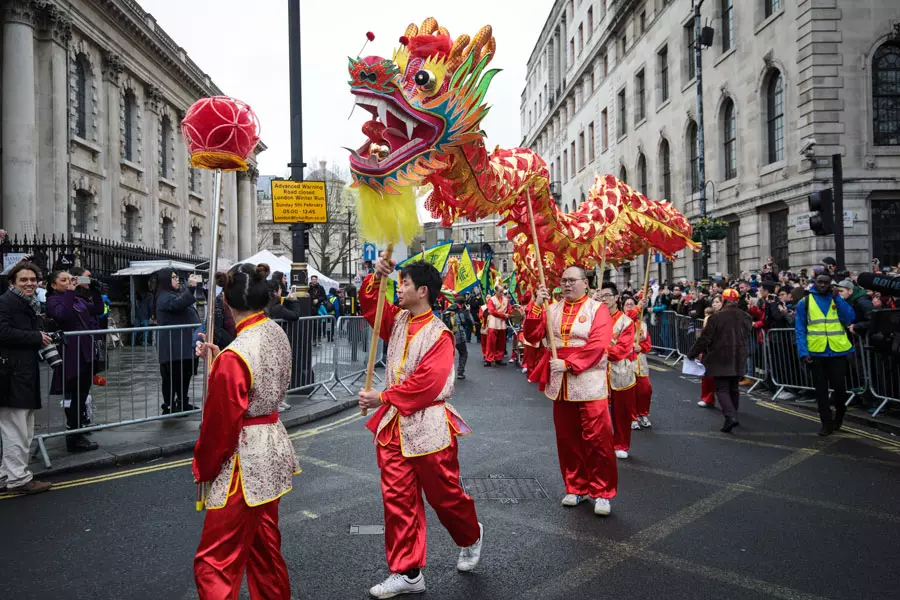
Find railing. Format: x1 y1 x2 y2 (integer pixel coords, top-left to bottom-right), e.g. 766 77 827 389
646 310 676 359
331 316 383 394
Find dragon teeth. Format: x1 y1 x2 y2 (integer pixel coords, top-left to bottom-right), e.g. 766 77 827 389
377 100 388 126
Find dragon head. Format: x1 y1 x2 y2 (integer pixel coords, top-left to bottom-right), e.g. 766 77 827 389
348 18 499 195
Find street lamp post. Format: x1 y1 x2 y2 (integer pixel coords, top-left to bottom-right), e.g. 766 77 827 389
287 0 311 311
694 0 713 281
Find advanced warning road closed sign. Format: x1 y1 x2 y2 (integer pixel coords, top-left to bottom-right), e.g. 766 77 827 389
271 180 327 223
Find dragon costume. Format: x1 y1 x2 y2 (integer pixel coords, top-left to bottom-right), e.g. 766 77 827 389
348 17 697 291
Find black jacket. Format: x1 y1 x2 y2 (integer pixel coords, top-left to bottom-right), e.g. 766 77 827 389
267 299 304 322
308 283 327 310
687 306 752 377
0 291 45 409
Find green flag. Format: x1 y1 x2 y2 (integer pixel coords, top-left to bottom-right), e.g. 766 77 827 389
455 247 478 294
504 271 518 304
396 241 453 274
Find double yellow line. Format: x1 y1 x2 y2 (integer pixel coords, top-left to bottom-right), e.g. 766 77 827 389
0 412 365 500
758 401 900 450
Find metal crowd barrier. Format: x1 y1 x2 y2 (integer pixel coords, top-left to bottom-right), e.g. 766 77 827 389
744 334 767 392
861 344 900 417
275 315 338 400
671 315 703 366
331 316 382 394
646 310 677 359
765 328 865 404
34 323 207 468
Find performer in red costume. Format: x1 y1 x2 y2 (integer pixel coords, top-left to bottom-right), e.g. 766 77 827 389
596 281 637 459
192 264 299 600
624 297 653 429
358 254 483 599
483 284 511 366
524 266 617 516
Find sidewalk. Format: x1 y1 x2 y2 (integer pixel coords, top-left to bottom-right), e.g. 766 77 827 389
30 390 358 478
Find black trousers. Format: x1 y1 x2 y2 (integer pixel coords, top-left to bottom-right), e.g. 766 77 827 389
64 372 93 430
472 317 481 341
456 341 468 375
161 359 195 410
714 376 741 419
808 355 848 426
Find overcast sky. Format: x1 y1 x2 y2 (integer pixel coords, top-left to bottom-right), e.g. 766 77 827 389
139 0 550 179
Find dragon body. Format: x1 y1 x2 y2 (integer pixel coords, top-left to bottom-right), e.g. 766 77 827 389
349 17 697 291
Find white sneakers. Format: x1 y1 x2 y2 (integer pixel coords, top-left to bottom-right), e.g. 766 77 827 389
277 401 291 413
594 498 611 516
368 572 426 598
561 493 585 506
615 450 629 459
638 416 652 428
631 420 641 430
521 366 528 374
697 400 711 408
457 522 484 572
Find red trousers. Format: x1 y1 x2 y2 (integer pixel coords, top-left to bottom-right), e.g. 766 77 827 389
484 328 506 362
610 386 636 452
523 346 542 372
194 471 290 600
634 376 652 418
377 434 480 573
552 400 618 499
701 376 716 406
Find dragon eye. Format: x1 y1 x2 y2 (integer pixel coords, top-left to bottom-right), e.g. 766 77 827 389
414 69 436 91
358 70 378 84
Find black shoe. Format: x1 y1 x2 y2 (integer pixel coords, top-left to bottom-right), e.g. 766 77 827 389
183 403 197 411
457 374 466 380
494 361 508 366
67 434 99 453
161 404 171 415
834 410 846 431
721 418 739 433
818 424 834 437
483 361 493 367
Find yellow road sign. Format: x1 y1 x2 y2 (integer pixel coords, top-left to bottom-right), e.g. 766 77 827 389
271 180 327 223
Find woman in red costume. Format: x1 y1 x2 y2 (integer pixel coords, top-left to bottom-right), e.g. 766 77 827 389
192 263 300 600
623 296 653 429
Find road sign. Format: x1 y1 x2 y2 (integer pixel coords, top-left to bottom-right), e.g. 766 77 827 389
363 242 377 262
271 180 327 224
653 252 667 263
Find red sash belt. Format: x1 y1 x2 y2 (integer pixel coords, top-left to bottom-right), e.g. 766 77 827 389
243 412 279 426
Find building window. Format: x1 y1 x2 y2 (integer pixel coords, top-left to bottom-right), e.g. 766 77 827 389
658 45 669 103
769 208 789 270
578 132 585 170
603 52 609 76
726 221 740 276
123 90 136 161
587 6 593 38
684 24 696 81
124 205 138 243
635 69 646 123
766 70 785 163
160 115 172 179
637 153 648 195
191 226 201 255
570 38 575 65
721 0 734 52
660 139 672 201
873 42 900 146
74 191 90 234
563 149 569 181
578 24 584 54
872 199 900 266
588 122 596 161
588 72 594 93
601 109 609 151
764 0 782 19
570 141 576 175
640 11 647 34
601 0 607 18
74 55 89 139
620 33 627 56
161 217 174 250
189 168 198 193
619 165 628 184
688 120 700 193
617 88 627 137
723 99 737 179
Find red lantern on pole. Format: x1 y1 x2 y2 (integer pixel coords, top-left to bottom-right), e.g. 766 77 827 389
181 96 260 171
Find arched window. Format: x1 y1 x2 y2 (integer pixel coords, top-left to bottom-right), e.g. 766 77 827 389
723 99 737 179
619 165 628 184
687 120 700 192
500 259 509 273
580 191 585 208
124 205 138 243
74 190 90 234
873 42 900 146
565 202 570 213
766 70 784 163
660 139 672 201
637 153 648 195
123 90 136 161
161 217 174 250
75 55 88 138
160 115 172 179
190 226 202 255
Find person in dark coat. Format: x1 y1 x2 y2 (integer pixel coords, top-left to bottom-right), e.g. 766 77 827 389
0 263 53 493
133 291 154 346
46 269 103 452
265 280 303 412
687 288 753 433
467 290 484 343
155 268 201 414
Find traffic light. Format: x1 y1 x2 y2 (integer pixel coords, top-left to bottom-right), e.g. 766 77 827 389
808 188 834 236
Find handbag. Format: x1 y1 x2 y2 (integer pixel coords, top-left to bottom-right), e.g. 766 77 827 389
91 338 107 375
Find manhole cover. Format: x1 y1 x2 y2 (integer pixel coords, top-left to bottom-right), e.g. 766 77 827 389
461 477 548 501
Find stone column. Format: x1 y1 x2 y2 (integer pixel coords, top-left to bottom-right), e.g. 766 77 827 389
102 50 124 240
249 166 259 254
145 85 163 248
1 0 38 237
236 168 253 260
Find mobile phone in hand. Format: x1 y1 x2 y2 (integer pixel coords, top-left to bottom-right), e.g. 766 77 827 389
77 276 91 285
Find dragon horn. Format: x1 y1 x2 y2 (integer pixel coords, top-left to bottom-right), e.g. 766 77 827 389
447 34 471 72
404 23 418 38
464 25 493 65
420 17 438 36
438 26 450 37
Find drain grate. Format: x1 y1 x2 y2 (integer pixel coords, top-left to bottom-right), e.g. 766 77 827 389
349 525 385 535
462 477 548 501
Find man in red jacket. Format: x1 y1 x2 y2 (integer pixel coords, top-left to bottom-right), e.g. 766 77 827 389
483 284 511 366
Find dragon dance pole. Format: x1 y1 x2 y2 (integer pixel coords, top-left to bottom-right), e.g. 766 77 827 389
361 243 393 416
598 245 608 285
637 248 653 325
525 189 557 359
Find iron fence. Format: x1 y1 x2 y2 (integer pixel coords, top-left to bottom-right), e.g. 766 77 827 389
331 316 383 394
646 310 677 359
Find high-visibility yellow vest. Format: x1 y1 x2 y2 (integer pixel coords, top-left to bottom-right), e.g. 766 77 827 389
806 296 851 353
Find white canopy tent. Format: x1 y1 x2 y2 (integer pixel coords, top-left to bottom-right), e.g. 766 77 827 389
234 249 340 291
111 260 201 325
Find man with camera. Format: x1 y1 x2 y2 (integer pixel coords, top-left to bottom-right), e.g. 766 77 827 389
0 262 54 494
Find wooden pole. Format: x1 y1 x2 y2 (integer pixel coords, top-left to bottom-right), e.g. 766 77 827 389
525 189 557 359
637 249 653 325
361 243 394 416
598 244 608 283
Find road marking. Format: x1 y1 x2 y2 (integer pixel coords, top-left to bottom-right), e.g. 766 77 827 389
648 364 668 372
758 401 900 450
0 412 365 501
300 510 318 520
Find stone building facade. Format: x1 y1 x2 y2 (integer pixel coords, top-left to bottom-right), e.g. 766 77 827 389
522 0 900 283
0 0 262 263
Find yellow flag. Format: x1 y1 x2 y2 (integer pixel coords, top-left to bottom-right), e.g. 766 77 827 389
383 276 398 303
397 241 453 274
455 247 478 293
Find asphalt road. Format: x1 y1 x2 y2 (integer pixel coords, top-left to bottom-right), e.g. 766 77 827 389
2 352 900 600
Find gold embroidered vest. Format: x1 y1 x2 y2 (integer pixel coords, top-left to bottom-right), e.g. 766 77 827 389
375 311 466 457
544 298 609 402
206 318 300 509
609 313 637 391
486 296 508 330
636 320 649 377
